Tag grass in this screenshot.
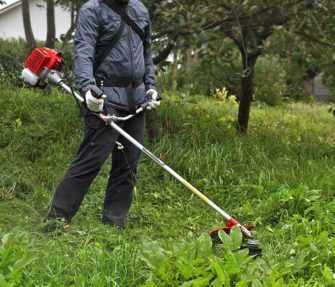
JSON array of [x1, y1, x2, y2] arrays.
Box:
[[1, 81, 335, 286]]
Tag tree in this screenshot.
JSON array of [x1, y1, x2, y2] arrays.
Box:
[[45, 0, 56, 48], [58, 0, 83, 47], [291, 0, 335, 97], [22, 0, 36, 50], [208, 1, 315, 132], [176, 0, 333, 133], [149, 0, 335, 133], [143, 1, 296, 132]]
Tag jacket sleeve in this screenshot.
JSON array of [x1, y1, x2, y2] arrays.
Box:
[[143, 22, 156, 91], [74, 3, 100, 93]]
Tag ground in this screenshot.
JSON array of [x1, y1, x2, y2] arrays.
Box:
[[1, 82, 335, 286]]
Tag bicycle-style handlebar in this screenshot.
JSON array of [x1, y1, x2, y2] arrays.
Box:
[[55, 73, 147, 122]]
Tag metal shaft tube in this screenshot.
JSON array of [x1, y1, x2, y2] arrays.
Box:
[[109, 120, 252, 238]]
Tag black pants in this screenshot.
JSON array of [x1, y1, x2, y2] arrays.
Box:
[[49, 109, 145, 222]]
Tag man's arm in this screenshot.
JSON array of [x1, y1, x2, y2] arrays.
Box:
[[143, 22, 156, 91], [74, 2, 100, 94]]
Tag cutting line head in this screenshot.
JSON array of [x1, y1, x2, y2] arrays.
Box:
[[209, 224, 262, 257]]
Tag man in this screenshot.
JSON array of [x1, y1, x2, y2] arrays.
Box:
[[45, 0, 160, 230]]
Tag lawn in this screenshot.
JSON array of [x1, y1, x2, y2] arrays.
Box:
[[1, 82, 335, 286]]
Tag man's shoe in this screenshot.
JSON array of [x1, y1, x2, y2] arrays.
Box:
[[41, 217, 70, 234], [102, 214, 127, 230]]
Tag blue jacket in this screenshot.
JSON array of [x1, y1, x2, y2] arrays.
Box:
[[74, 0, 156, 111]]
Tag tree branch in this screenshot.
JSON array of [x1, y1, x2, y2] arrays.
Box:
[[153, 41, 176, 65], [295, 30, 335, 48]]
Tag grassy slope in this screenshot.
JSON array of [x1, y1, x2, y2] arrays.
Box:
[[0, 82, 335, 286]]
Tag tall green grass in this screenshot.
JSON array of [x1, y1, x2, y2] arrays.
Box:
[[1, 82, 335, 286]]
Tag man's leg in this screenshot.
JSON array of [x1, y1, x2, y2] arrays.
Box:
[[103, 112, 145, 226], [48, 113, 122, 222]]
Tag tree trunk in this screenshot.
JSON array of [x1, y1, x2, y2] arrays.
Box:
[[61, 2, 79, 48], [70, 0, 75, 26], [45, 0, 56, 48], [22, 0, 36, 50], [237, 53, 258, 134]]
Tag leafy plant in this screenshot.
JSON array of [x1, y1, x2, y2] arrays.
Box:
[[254, 55, 288, 106], [0, 232, 32, 286], [141, 230, 269, 287]]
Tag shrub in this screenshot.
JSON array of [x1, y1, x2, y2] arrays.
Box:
[[157, 39, 241, 96], [0, 232, 31, 286], [141, 230, 268, 287], [0, 40, 28, 85], [254, 55, 288, 106]]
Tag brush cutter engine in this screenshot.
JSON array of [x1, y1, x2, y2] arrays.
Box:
[[22, 48, 63, 87]]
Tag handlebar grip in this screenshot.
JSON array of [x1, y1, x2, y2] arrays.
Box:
[[90, 85, 106, 99]]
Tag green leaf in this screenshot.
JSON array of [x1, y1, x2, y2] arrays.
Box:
[[252, 279, 263, 287], [322, 265, 335, 284], [196, 233, 213, 257], [218, 230, 233, 250], [230, 227, 243, 250], [237, 279, 249, 287], [181, 276, 213, 287], [209, 257, 226, 283]]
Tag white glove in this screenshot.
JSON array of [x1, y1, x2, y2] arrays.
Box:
[[146, 89, 161, 110], [85, 90, 104, 113]]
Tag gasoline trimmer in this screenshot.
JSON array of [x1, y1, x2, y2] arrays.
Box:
[[22, 48, 261, 256]]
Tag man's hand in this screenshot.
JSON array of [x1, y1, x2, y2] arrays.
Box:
[[146, 88, 161, 110], [85, 87, 105, 113]]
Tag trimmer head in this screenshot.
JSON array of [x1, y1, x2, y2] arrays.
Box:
[[244, 238, 262, 257], [209, 224, 262, 257]]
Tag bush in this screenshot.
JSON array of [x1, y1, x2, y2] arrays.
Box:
[[0, 232, 31, 286], [141, 230, 268, 287], [254, 55, 288, 106], [0, 40, 28, 85], [59, 43, 75, 84], [323, 71, 335, 103], [157, 39, 241, 96]]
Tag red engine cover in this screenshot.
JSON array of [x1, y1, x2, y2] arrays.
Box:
[[24, 48, 63, 75]]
